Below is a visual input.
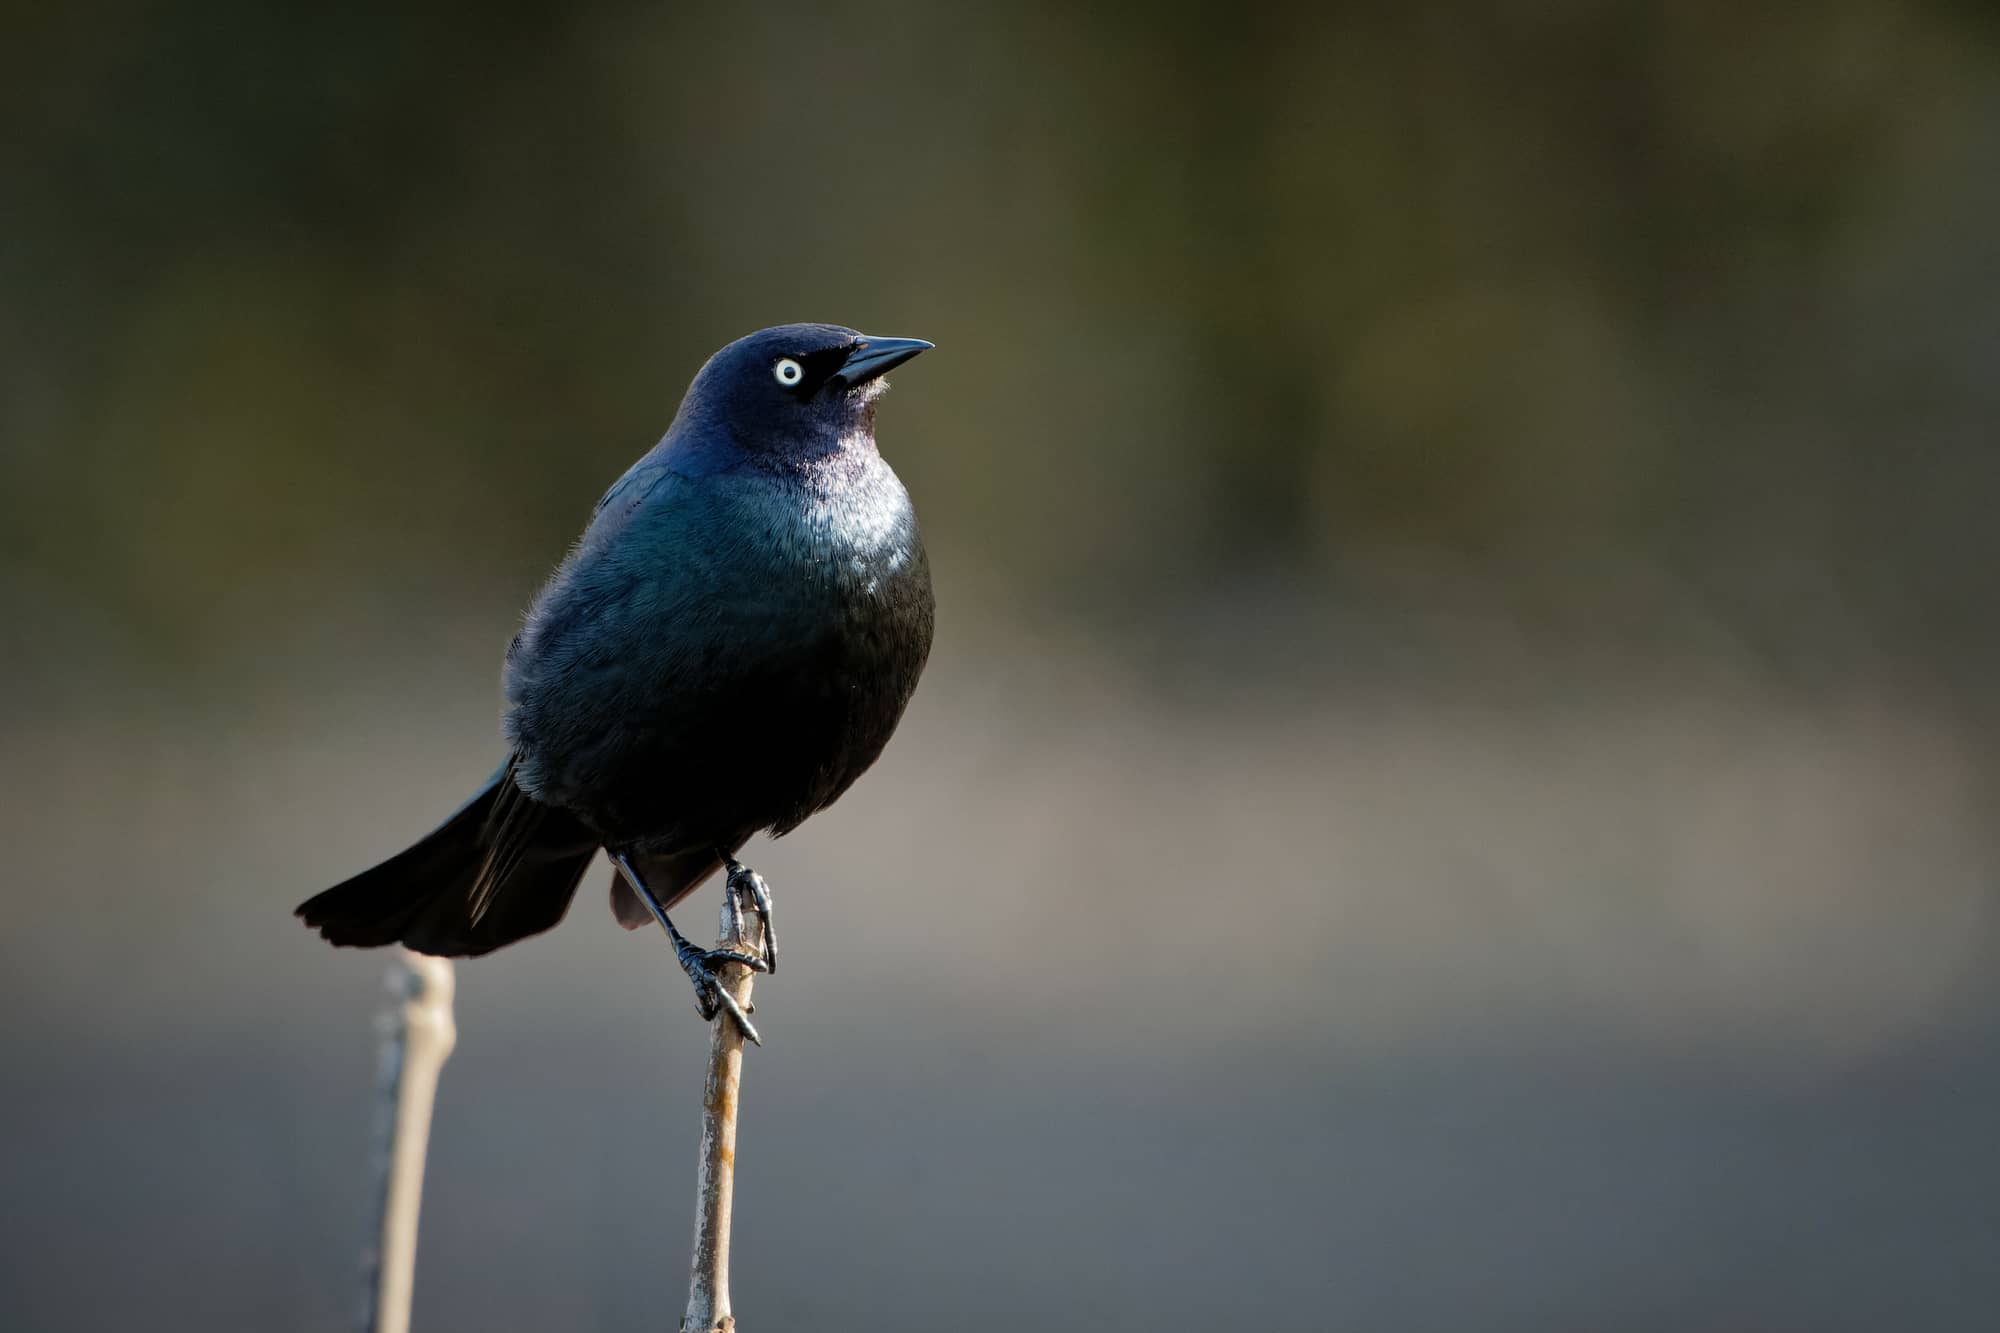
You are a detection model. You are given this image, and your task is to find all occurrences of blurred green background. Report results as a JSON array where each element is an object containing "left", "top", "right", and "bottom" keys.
[{"left": 4, "top": 2, "right": 1998, "bottom": 1329}]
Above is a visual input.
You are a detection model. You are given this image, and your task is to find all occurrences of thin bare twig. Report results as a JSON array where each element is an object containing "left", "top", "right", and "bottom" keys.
[
  {"left": 683, "top": 900, "right": 765, "bottom": 1333},
  {"left": 362, "top": 950, "right": 458, "bottom": 1333}
]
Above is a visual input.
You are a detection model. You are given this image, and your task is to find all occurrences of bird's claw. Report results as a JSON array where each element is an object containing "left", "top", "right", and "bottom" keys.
[
  {"left": 610, "top": 847, "right": 768, "bottom": 1045},
  {"left": 696, "top": 946, "right": 770, "bottom": 974},
  {"left": 690, "top": 856, "right": 776, "bottom": 1043},
  {"left": 674, "top": 944, "right": 764, "bottom": 1046},
  {"left": 721, "top": 855, "right": 778, "bottom": 975}
]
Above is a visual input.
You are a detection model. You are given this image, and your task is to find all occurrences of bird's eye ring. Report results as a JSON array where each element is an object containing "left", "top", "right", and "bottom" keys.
[{"left": 773, "top": 358, "right": 804, "bottom": 387}]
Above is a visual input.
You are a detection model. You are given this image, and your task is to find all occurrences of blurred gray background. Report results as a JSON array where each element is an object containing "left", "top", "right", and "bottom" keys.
[{"left": 4, "top": 2, "right": 1999, "bottom": 1329}]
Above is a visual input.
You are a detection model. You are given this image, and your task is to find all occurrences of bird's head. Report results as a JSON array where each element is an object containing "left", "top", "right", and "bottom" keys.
[{"left": 672, "top": 323, "right": 932, "bottom": 461}]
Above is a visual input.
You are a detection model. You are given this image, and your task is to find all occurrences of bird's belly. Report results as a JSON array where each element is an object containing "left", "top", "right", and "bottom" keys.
[{"left": 508, "top": 552, "right": 930, "bottom": 850}]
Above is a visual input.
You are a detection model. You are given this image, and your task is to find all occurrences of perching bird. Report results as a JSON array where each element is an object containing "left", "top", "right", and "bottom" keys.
[{"left": 297, "top": 325, "right": 935, "bottom": 1041}]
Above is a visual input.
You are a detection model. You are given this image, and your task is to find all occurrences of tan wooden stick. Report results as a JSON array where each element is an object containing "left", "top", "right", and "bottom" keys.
[
  {"left": 682, "top": 895, "right": 765, "bottom": 1333},
  {"left": 365, "top": 950, "right": 457, "bottom": 1333}
]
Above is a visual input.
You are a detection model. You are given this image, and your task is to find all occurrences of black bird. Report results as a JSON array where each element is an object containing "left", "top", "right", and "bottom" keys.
[{"left": 297, "top": 324, "right": 936, "bottom": 1040}]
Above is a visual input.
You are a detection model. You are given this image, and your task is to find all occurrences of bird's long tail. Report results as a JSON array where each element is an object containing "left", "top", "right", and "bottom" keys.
[{"left": 296, "top": 761, "right": 599, "bottom": 958}]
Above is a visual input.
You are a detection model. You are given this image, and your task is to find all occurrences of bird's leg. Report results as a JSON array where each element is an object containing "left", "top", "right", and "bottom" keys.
[
  {"left": 720, "top": 852, "right": 777, "bottom": 976},
  {"left": 611, "top": 850, "right": 766, "bottom": 1045}
]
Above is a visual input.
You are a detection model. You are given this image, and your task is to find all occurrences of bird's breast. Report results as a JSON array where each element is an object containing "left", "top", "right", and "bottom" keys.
[{"left": 740, "top": 453, "right": 926, "bottom": 608}]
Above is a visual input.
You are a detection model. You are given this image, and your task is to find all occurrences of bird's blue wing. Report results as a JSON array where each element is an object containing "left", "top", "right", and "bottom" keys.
[{"left": 593, "top": 455, "right": 672, "bottom": 516}]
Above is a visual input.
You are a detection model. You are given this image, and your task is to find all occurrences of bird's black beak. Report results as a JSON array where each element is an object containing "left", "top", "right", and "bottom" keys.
[{"left": 832, "top": 336, "right": 933, "bottom": 387}]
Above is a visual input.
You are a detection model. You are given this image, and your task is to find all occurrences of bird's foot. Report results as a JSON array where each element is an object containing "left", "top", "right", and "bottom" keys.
[
  {"left": 610, "top": 849, "right": 768, "bottom": 1045},
  {"left": 670, "top": 935, "right": 767, "bottom": 1046},
  {"left": 719, "top": 853, "right": 778, "bottom": 975}
]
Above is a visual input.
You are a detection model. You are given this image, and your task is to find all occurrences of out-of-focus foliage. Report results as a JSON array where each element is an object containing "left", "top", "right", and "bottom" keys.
[{"left": 6, "top": 2, "right": 1998, "bottom": 691}]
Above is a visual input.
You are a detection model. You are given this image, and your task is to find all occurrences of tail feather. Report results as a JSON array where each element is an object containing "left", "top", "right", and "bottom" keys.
[{"left": 297, "top": 763, "right": 599, "bottom": 958}]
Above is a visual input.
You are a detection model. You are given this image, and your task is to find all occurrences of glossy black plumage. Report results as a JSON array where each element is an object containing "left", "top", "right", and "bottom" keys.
[{"left": 298, "top": 324, "right": 934, "bottom": 957}]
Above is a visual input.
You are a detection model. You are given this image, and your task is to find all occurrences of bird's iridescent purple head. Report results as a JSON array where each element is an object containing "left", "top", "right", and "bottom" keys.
[{"left": 671, "top": 323, "right": 933, "bottom": 459}]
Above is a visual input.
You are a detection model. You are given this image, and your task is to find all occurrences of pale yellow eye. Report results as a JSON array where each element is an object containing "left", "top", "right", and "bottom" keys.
[{"left": 773, "top": 358, "right": 803, "bottom": 387}]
